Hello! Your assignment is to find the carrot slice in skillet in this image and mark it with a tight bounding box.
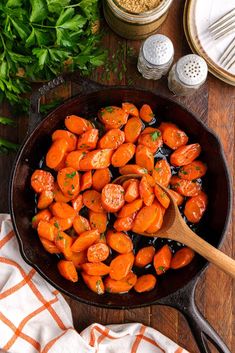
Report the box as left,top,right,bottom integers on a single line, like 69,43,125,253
92,168,111,192
51,202,76,219
81,262,110,276
77,129,99,150
135,246,155,267
170,143,201,167
170,176,201,197
65,150,88,170
154,184,170,209
80,171,92,192
135,144,154,173
139,104,155,123
52,130,77,152
139,175,155,206
113,213,136,232
138,129,163,153
104,272,137,293
65,250,87,269
79,149,113,170
53,182,73,203
73,215,91,234
153,244,172,275
132,204,159,233
83,190,104,212
98,106,128,129
81,273,104,294
65,115,93,134
46,139,69,169
109,252,135,280
145,200,164,234
50,216,74,231
106,230,133,254
37,190,54,209
37,220,56,242
152,159,171,187
89,211,107,233
98,129,125,149
184,191,208,223
122,102,139,117
117,199,143,218
123,179,139,203
119,164,148,176
71,229,100,252
178,160,207,181
39,237,60,254
57,167,80,197
57,260,78,282
31,170,54,193
54,230,73,258
134,274,157,293
87,243,110,263
124,117,143,143
111,143,136,167
32,209,52,229
161,124,188,150
71,194,83,212
101,184,125,212
168,189,184,206
170,247,195,269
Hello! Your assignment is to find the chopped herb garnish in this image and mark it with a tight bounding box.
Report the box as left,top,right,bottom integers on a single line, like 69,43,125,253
68,190,73,196
54,221,60,229
155,167,162,172
158,266,165,272
180,170,188,175
71,184,75,190
151,131,161,141
105,106,114,113
32,216,36,223
195,166,201,170
66,172,76,179
100,233,106,240
91,199,95,203
149,113,155,118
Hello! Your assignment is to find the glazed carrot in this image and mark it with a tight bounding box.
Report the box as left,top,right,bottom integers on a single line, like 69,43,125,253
170,176,201,197
111,143,136,167
134,274,157,293
170,143,201,167
65,115,93,134
141,127,158,134
57,260,78,282
145,201,163,234
89,211,107,233
171,247,195,269
106,230,133,254
31,170,54,193
79,149,113,170
73,215,91,234
65,150,87,170
113,214,136,232
117,199,143,218
124,117,143,143
81,273,104,294
98,106,128,129
50,216,74,231
139,175,155,206
46,139,69,169
184,191,208,223
132,204,159,233
152,159,171,187
37,190,54,209
119,164,147,176
109,252,134,280
81,262,110,276
138,129,163,153
105,272,137,293
57,167,80,197
65,250,87,269
37,221,56,241
168,189,184,206
122,102,139,117
54,230,73,257
135,144,154,173
139,104,154,123
77,129,99,150
71,194,83,212
87,243,110,263
98,129,125,149
101,184,125,212
52,130,77,152
158,122,176,134
54,152,69,172
80,171,92,192
153,244,172,275
124,179,139,203
71,229,100,252
51,202,76,219
154,184,170,209
32,209,51,229
53,182,73,203
92,168,111,192
39,237,60,254
178,160,207,181
83,190,104,212
135,246,155,267
162,124,188,150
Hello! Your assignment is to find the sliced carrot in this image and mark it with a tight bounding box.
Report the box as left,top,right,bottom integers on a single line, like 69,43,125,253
178,160,207,181
65,150,87,170
31,170,54,193
139,175,155,206
141,127,158,134
117,199,143,218
170,143,201,167
71,229,100,252
168,189,184,206
124,179,139,203
158,122,176,134
54,230,73,257
65,115,93,134
46,139,69,169
105,272,137,293
152,159,171,187
52,130,77,152
119,164,148,176
135,144,154,173
139,104,154,123
98,129,125,149
37,190,54,209
32,209,52,229
122,102,139,117
57,167,80,197
138,129,163,153
57,260,78,282
89,211,107,233
81,273,104,294
73,215,91,234
80,171,92,192
145,201,163,234
153,244,172,275
101,184,125,212
71,194,83,213
39,237,60,254
154,184,170,209
79,149,113,170
111,143,136,168
134,274,156,293
92,168,111,192
83,189,104,212
37,220,56,241
77,129,99,150
50,216,74,231
135,246,155,267
53,182,73,203
170,176,201,197
132,204,159,233
124,117,143,143
65,250,87,269
106,230,133,254
109,252,135,280
51,202,76,219
81,262,110,276
171,247,195,269
98,106,128,129
162,125,188,150
184,191,208,223
113,213,136,232
87,243,110,263
54,152,68,172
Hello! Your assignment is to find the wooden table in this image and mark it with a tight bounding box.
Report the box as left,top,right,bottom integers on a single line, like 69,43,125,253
0,1,234,352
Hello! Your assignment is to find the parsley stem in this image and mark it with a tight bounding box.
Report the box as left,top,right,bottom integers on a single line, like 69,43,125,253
0,32,6,51
32,23,56,29
65,4,81,8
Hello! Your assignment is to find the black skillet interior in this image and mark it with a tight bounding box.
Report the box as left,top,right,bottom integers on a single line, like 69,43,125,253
10,87,231,308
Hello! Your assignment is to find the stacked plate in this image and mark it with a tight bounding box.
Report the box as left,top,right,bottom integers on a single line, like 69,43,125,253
184,0,235,86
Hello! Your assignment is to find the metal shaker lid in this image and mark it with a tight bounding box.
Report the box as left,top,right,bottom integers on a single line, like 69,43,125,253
142,34,174,66
176,54,208,86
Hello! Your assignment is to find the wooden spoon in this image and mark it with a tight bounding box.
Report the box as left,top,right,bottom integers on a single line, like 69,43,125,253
114,174,235,278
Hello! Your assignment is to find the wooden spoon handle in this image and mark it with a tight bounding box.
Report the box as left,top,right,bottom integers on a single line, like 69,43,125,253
181,229,235,278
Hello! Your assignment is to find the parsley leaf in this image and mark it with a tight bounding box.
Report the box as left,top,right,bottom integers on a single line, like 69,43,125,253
151,131,161,141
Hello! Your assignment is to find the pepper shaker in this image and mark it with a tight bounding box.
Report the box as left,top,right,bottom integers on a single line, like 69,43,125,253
168,54,208,96
137,34,174,80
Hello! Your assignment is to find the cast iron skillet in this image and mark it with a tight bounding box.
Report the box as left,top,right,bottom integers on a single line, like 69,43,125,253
9,74,232,353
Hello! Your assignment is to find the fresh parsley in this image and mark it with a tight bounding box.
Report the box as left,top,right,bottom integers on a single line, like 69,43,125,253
151,131,161,141
66,171,76,178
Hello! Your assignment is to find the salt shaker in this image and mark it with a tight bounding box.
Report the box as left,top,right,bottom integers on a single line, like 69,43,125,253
137,34,174,80
168,54,208,96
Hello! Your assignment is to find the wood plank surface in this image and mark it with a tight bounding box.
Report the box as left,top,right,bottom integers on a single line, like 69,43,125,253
0,0,234,352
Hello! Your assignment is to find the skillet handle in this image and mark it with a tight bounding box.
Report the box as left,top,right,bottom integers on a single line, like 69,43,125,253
28,72,105,134
158,276,231,353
